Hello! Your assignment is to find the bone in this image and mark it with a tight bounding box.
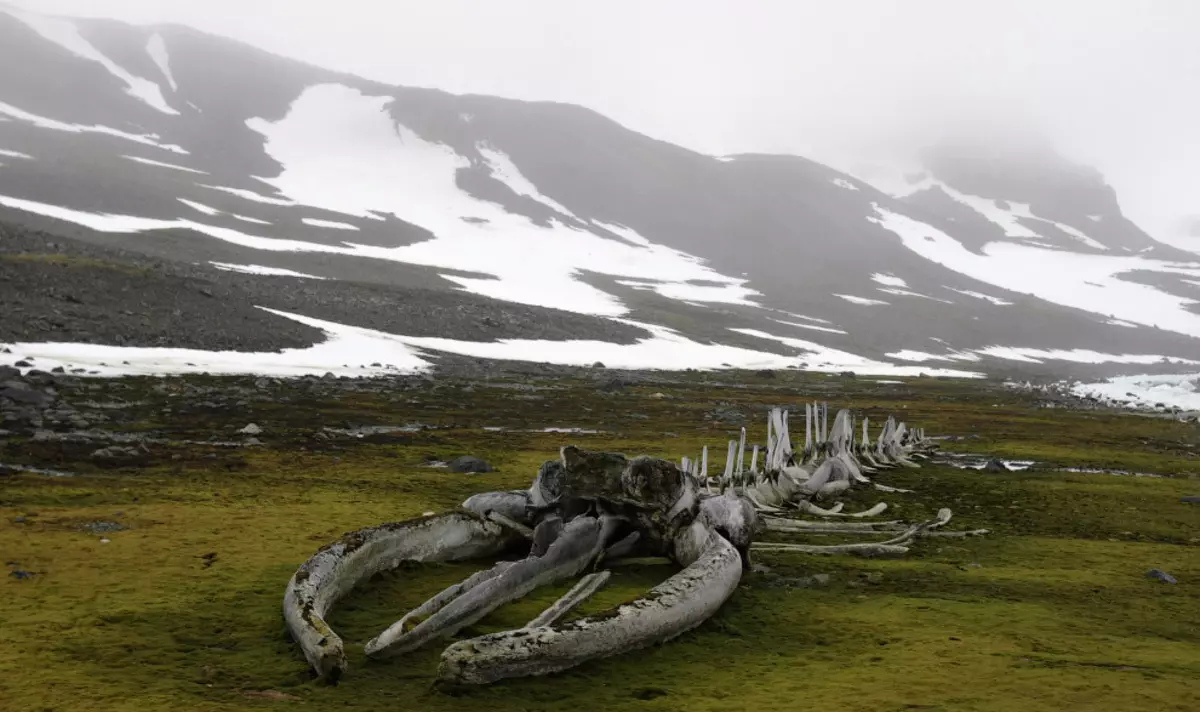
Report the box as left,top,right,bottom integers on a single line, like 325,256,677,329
392,561,518,637
437,524,744,685
486,511,535,539
365,514,616,659
524,570,612,629
751,542,910,556
283,511,521,682
796,500,888,518
736,427,747,481
599,530,641,563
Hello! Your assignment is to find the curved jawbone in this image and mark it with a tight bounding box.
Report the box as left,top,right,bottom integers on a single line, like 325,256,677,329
283,511,522,683
436,522,743,686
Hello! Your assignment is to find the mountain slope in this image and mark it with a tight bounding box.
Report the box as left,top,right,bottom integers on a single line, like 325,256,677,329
2,5,1200,380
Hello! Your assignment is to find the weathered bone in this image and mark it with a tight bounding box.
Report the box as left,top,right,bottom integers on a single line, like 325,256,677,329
283,511,521,682
437,525,743,685
524,570,612,628
365,514,617,659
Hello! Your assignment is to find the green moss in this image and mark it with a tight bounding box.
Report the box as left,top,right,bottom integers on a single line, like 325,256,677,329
1,371,1197,711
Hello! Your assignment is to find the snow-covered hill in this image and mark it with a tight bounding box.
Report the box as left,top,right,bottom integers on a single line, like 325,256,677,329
2,5,1200,393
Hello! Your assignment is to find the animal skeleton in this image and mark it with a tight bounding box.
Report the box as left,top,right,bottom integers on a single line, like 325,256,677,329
283,404,979,686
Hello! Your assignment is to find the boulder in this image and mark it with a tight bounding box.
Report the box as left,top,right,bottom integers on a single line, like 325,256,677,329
447,456,495,474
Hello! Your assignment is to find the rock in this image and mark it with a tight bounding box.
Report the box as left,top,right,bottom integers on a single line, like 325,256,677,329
592,361,606,369
9,569,34,580
1181,496,1200,504
447,456,494,474
1145,568,1177,584
243,437,263,447
983,458,1010,472
840,371,857,378
80,521,127,534
91,446,145,466
0,382,53,406
238,423,263,436
754,369,775,379
14,359,32,368
0,365,19,381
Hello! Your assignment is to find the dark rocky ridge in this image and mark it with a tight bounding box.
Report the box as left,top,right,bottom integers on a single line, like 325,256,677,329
0,220,649,350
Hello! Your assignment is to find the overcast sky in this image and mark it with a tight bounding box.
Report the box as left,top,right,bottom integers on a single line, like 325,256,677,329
11,0,1200,247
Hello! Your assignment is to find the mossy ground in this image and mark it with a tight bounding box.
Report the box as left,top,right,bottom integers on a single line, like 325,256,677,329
2,370,1198,711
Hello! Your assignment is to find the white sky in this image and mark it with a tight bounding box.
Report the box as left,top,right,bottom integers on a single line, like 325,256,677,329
9,0,1200,249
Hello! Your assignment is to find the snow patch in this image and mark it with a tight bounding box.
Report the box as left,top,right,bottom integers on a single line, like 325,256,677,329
478,144,575,217
0,149,33,160
145,34,177,92
241,83,757,316
232,214,271,226
209,263,324,279
868,204,1200,339
945,287,1013,306
8,9,177,115
876,286,954,304
177,198,219,216
122,155,206,174
0,101,187,154
871,273,907,288
836,294,890,306
302,218,359,230
200,184,296,206
832,178,859,191
730,328,981,377
1071,372,1200,412
977,347,1197,365
770,319,848,335
0,308,428,378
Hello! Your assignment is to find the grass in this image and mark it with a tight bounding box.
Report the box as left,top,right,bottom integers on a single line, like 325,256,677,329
2,370,1198,711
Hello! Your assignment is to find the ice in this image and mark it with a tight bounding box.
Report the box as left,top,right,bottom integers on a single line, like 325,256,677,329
145,34,177,92
871,273,908,288
209,263,324,279
836,294,889,306
770,318,848,335
177,198,219,216
945,287,1013,306
477,144,576,217
0,101,187,154
7,9,177,116
302,218,359,230
869,204,1200,339
123,155,206,174
242,83,757,316
0,149,33,159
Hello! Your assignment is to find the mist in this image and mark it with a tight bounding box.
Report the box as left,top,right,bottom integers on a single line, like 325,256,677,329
11,0,1199,247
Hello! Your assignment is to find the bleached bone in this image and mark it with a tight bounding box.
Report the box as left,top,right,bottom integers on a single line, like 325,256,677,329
283,511,522,682
796,500,888,518
524,570,612,628
366,514,619,659
438,523,743,685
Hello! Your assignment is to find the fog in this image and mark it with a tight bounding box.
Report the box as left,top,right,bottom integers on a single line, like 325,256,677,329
11,0,1199,248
